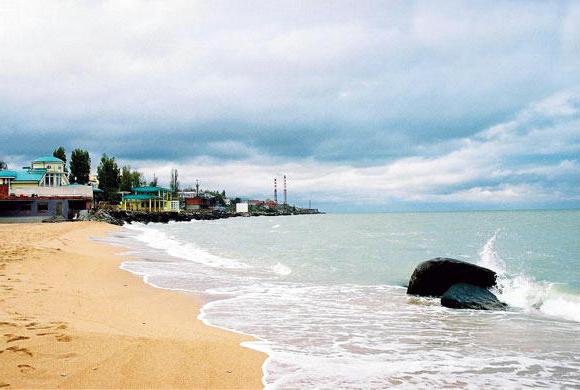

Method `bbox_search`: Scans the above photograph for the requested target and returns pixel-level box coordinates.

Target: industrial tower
[274,178,278,203]
[283,175,287,206]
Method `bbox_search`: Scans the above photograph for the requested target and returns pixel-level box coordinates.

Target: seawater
[105,211,580,388]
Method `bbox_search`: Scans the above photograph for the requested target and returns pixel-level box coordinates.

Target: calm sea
[105,210,580,388]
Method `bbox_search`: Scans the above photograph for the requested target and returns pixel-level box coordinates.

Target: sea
[102,210,580,389]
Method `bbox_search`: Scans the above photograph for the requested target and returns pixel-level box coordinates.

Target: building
[0,156,93,223]
[236,202,249,213]
[178,192,217,210]
[120,186,180,212]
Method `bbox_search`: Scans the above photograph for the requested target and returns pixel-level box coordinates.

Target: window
[20,203,31,211]
[38,202,49,213]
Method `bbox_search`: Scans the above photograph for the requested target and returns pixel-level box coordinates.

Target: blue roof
[132,186,171,193]
[0,168,46,182]
[32,156,64,163]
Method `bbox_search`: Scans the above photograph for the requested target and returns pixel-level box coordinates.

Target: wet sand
[0,221,265,389]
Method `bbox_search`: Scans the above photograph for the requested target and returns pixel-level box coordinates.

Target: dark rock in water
[441,283,507,310]
[407,257,497,297]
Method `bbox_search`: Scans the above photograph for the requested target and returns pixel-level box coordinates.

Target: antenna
[283,175,287,206]
[274,178,278,203]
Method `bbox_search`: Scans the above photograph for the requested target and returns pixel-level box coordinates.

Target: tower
[274,178,278,203]
[283,175,287,206]
[195,179,199,196]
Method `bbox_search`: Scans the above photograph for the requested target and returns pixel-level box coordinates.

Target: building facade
[120,186,180,212]
[0,156,93,223]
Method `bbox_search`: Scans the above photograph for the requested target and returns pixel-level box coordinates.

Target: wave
[271,262,292,276]
[478,232,580,322]
[124,223,250,269]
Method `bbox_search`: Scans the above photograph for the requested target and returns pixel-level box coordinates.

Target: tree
[170,168,179,195]
[149,173,158,187]
[97,154,120,201]
[120,166,145,192]
[69,149,91,184]
[0,160,6,170]
[53,146,67,171]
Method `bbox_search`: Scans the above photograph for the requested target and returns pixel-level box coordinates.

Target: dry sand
[0,221,266,389]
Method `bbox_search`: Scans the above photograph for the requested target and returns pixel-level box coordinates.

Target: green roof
[132,186,171,193]
[123,194,159,200]
[32,156,65,163]
[0,168,46,182]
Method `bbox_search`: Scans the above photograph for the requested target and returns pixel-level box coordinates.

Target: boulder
[407,257,496,297]
[441,283,507,310]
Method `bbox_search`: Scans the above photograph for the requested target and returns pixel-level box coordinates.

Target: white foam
[479,232,580,323]
[124,223,249,269]
[271,262,292,276]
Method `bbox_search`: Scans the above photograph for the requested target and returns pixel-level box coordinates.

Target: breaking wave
[124,223,250,269]
[479,232,580,322]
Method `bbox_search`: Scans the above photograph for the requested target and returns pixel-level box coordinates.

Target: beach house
[0,156,93,222]
[120,186,180,212]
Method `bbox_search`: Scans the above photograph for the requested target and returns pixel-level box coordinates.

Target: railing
[12,185,93,198]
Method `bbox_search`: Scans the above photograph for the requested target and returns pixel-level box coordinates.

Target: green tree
[97,154,120,201]
[53,146,67,171]
[170,168,179,195]
[120,166,145,192]
[0,160,6,170]
[69,149,91,184]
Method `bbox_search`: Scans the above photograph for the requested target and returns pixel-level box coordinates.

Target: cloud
[0,1,579,210]
[115,90,579,210]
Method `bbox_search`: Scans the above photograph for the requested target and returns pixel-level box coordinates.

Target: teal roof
[32,156,65,163]
[132,186,171,193]
[0,170,17,178]
[123,194,159,200]
[0,168,46,182]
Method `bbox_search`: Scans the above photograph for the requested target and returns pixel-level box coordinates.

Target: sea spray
[478,232,580,322]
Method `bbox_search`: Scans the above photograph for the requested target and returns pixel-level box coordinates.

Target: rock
[441,283,507,310]
[407,257,497,297]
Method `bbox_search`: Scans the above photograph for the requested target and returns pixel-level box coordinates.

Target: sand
[0,222,266,389]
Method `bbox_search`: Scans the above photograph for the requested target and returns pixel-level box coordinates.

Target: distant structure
[274,178,278,203]
[195,179,199,195]
[283,175,287,206]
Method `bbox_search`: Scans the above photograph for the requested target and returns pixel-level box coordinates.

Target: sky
[0,0,579,212]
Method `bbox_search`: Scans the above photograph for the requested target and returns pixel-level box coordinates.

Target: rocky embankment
[81,207,323,225]
[80,209,235,225]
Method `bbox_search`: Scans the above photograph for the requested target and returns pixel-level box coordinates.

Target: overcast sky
[1,1,579,211]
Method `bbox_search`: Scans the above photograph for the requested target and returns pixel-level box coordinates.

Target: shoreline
[112,235,274,389]
[0,221,266,389]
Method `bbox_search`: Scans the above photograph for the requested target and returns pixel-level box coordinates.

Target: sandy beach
[0,221,266,389]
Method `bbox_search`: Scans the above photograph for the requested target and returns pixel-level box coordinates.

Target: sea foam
[479,232,580,322]
[124,222,249,269]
